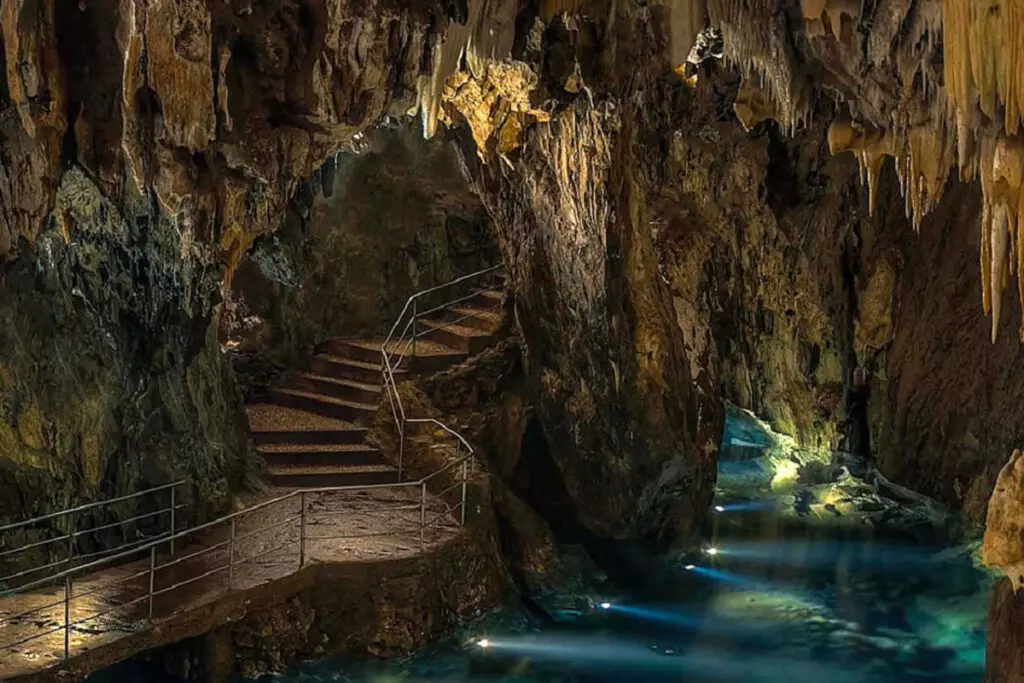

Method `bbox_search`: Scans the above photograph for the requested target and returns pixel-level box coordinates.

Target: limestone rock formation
[983,450,1024,591]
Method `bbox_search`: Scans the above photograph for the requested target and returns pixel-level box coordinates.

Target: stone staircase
[245,288,504,488]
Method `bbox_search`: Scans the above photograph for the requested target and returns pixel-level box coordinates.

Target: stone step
[319,339,384,365]
[291,373,382,404]
[419,318,494,354]
[440,306,502,333]
[406,348,469,373]
[246,405,367,446]
[468,288,503,309]
[267,388,377,424]
[268,465,401,488]
[310,355,397,384]
[257,443,387,468]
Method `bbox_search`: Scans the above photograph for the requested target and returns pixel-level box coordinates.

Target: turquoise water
[248,411,992,683]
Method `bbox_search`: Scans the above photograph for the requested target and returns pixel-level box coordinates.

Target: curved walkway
[0,484,465,681]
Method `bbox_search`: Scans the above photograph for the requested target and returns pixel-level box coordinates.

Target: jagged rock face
[707,0,1024,345]
[463,83,723,542]
[226,123,497,397]
[0,1,451,529]
[0,169,255,539]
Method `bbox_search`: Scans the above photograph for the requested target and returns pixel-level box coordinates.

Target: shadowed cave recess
[2,0,1024,682]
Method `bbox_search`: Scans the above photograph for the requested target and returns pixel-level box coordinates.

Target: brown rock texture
[0,0,461,536]
[225,122,498,399]
[986,577,1024,683]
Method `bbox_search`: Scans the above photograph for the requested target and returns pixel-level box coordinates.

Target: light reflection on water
[247,448,991,683]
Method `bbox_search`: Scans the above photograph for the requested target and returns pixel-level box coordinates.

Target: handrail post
[411,300,418,359]
[228,517,236,590]
[398,421,405,480]
[148,544,156,622]
[460,459,468,526]
[66,512,74,568]
[169,485,177,556]
[419,482,427,550]
[299,492,307,568]
[63,574,71,659]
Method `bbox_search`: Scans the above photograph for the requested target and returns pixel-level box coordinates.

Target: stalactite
[992,203,1009,342]
[708,0,813,132]
[662,0,708,72]
[416,0,516,139]
[942,0,1024,135]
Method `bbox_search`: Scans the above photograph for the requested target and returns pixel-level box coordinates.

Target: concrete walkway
[0,487,461,681]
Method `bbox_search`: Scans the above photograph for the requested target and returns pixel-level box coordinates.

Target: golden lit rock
[984,450,1024,592]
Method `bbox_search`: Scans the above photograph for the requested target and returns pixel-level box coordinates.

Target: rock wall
[0,169,256,551]
[226,123,498,394]
[0,0,467,535]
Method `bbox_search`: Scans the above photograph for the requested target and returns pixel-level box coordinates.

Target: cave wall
[456,9,725,545]
[0,169,256,544]
[871,175,1024,521]
[0,0,457,534]
[226,123,498,383]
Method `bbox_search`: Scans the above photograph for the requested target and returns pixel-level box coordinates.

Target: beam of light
[599,602,612,610]
[711,500,776,513]
[604,603,790,643]
[477,638,491,648]
[706,539,941,571]
[686,566,826,612]
[468,633,684,672]
[687,565,761,588]
[464,633,870,682]
[603,603,702,629]
[705,546,719,556]
[684,564,696,570]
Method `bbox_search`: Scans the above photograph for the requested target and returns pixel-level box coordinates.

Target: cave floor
[0,488,460,681]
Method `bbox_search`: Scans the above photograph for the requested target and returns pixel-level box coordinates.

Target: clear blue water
[245,413,992,683]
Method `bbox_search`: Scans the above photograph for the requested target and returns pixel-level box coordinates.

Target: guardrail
[381,264,504,477]
[0,481,186,591]
[0,447,474,665]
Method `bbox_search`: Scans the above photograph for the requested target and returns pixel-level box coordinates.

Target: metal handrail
[0,269,502,673]
[0,480,184,534]
[380,266,503,479]
[0,453,477,667]
[0,481,186,588]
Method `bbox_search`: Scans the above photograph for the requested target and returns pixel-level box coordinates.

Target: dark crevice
[837,219,873,475]
[511,416,666,588]
[491,506,558,625]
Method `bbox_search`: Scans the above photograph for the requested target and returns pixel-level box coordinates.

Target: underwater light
[599,602,612,610]
[684,564,696,570]
[477,639,491,649]
[714,505,725,512]
[706,547,719,556]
